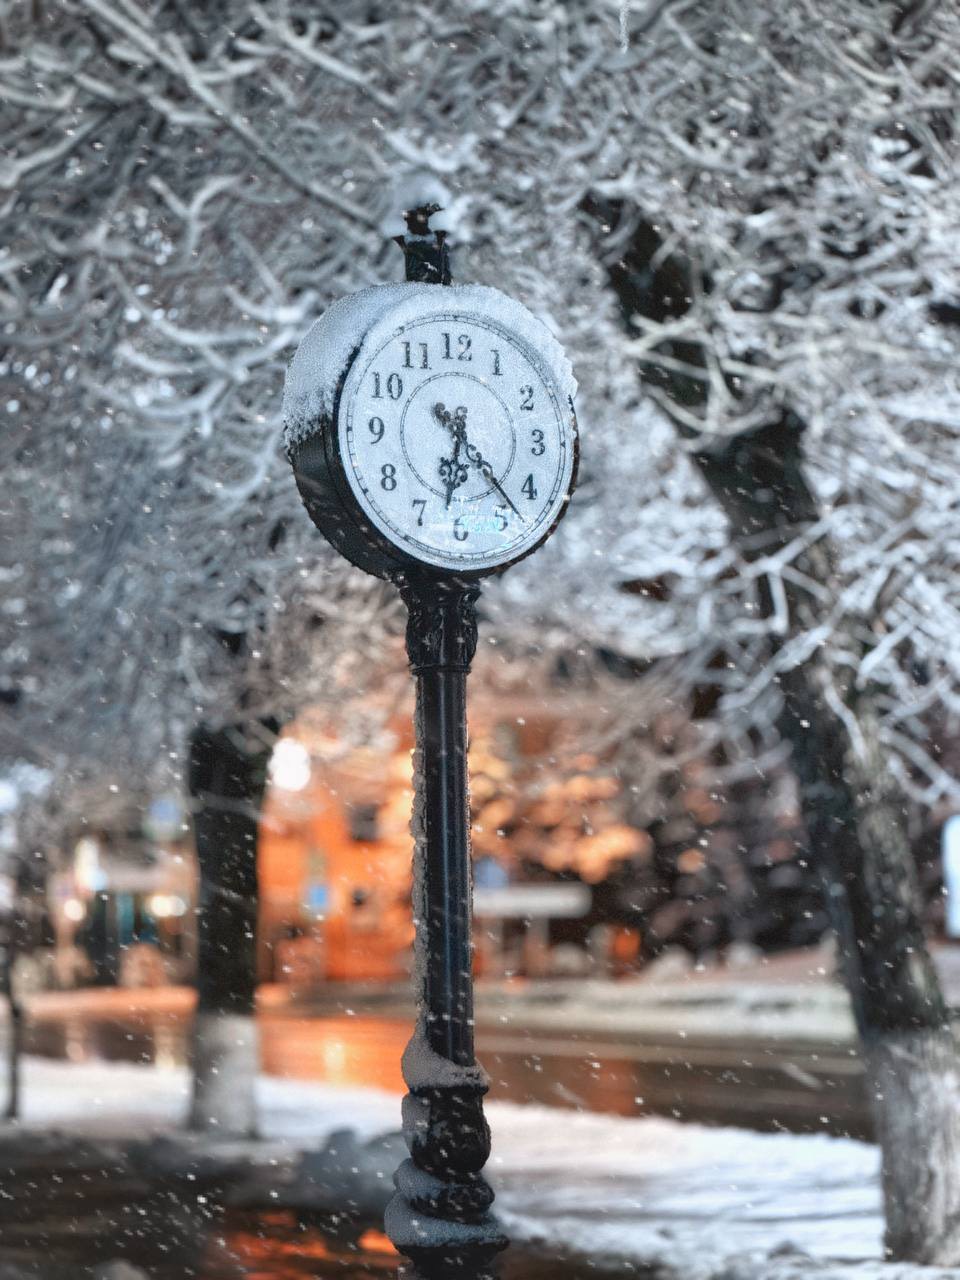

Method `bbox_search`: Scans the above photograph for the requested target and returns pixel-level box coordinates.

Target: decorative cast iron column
[382,211,506,1278]
[384,574,506,1277]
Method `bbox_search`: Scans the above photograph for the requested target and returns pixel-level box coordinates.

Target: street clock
[283,230,580,1275]
[284,283,578,579]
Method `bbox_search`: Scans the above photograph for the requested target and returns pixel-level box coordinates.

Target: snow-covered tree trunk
[755,495,960,1264]
[866,1028,960,1263]
[691,434,960,1265]
[591,205,960,1264]
[688,423,960,1261]
[0,902,22,1122]
[186,721,275,1138]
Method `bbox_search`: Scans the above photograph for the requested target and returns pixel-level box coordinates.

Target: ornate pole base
[385,1035,506,1276]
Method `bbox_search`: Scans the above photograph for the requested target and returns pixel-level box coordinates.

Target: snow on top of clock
[282,282,576,455]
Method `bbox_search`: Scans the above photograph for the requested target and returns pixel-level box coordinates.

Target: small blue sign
[306,883,330,914]
[943,814,960,938]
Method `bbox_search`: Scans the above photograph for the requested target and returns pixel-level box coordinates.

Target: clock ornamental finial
[394,202,451,286]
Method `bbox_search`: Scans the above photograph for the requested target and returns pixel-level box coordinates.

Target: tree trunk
[866,1028,960,1263]
[587,200,960,1263]
[700,435,960,1261]
[4,988,21,1124]
[0,907,21,1122]
[186,721,275,1137]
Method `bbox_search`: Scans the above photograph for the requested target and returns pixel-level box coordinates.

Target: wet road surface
[18,984,872,1138]
[0,1162,630,1279]
[0,979,877,1277]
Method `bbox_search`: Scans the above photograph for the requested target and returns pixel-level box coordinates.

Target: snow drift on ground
[8,1056,956,1279]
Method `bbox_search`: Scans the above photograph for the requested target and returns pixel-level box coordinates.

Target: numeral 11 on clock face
[402,341,430,369]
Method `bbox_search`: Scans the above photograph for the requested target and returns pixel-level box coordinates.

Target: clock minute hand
[469,449,525,522]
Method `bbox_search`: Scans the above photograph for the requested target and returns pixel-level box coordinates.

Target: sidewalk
[15,946,960,1146]
[1,1056,957,1279]
[288,943,960,1048]
[273,945,859,1049]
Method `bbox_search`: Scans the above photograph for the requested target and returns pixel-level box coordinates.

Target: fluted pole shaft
[385,573,507,1279]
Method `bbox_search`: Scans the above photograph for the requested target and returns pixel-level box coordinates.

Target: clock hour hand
[432,402,526,523]
[434,403,470,507]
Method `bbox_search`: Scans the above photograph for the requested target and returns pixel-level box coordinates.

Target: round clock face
[336,312,576,573]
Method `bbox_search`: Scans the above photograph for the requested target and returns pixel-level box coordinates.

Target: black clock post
[384,209,507,1279]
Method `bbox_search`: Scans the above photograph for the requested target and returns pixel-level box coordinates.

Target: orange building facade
[259,734,416,984]
[257,695,646,985]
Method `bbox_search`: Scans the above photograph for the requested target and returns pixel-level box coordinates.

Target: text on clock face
[339,314,572,570]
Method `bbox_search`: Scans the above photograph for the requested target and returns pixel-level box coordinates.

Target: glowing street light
[269,738,312,793]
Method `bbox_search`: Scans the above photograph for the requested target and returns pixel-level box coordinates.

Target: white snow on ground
[483,973,858,1047]
[489,1105,883,1275]
[8,1057,954,1278]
